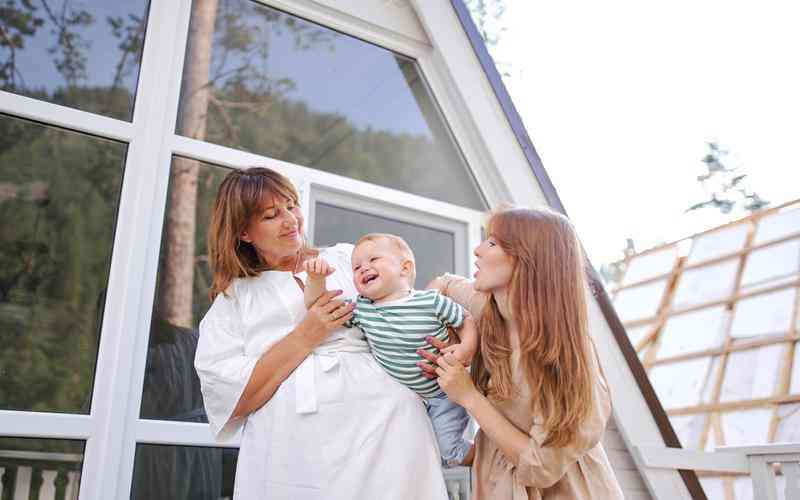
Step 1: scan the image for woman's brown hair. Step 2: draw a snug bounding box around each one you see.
[207,167,315,299]
[471,207,594,448]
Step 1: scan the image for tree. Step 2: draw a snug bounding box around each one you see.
[161,0,218,329]
[160,0,334,328]
[463,0,512,78]
[686,141,770,214]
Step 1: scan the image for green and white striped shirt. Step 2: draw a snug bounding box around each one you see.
[349,289,465,398]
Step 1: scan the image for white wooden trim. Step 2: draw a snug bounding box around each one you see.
[719,444,800,456]
[0,412,93,440]
[170,134,486,222]
[254,0,431,57]
[408,0,546,208]
[135,420,240,448]
[0,90,134,142]
[307,183,471,277]
[88,1,194,499]
[633,446,750,474]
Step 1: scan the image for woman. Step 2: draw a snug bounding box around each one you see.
[422,207,623,500]
[194,167,447,500]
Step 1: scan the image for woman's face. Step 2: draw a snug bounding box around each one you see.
[240,195,304,266]
[473,235,515,293]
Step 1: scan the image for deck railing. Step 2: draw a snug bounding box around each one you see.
[0,450,82,500]
[635,443,800,500]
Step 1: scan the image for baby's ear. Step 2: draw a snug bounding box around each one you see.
[401,259,414,276]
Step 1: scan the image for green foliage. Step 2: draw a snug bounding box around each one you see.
[0,114,125,413]
[686,141,770,214]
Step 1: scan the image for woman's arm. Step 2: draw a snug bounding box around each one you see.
[231,290,354,420]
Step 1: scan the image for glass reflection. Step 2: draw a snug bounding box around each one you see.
[141,158,229,421]
[0,437,84,500]
[313,202,456,288]
[0,114,125,413]
[131,444,237,500]
[0,0,150,120]
[178,0,485,209]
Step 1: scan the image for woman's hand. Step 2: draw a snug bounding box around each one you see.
[296,289,354,347]
[435,352,479,408]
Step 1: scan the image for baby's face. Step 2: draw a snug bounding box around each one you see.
[352,239,410,300]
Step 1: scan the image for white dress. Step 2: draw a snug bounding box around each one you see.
[195,243,448,500]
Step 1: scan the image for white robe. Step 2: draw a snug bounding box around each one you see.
[195,243,448,500]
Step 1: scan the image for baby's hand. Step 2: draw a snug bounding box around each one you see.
[304,257,335,281]
[441,341,476,366]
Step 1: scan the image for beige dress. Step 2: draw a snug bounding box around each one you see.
[440,275,624,500]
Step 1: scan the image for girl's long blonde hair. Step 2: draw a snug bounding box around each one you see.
[208,167,316,299]
[471,207,594,448]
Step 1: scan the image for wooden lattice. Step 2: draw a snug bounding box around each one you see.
[611,199,800,500]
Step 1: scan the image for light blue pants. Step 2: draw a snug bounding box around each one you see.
[426,395,471,467]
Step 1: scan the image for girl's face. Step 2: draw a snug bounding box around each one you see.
[240,195,304,266]
[473,235,515,293]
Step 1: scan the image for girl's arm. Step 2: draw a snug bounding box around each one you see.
[427,273,487,317]
[435,353,532,459]
[435,352,612,489]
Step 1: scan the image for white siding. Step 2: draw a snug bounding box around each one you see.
[605,415,655,500]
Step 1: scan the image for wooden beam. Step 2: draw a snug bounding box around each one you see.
[667,394,800,417]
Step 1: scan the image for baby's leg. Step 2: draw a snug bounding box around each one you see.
[426,396,471,467]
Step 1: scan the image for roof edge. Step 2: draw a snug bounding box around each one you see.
[448,1,706,498]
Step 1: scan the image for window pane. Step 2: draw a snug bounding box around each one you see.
[141,158,229,421]
[0,0,150,120]
[131,444,237,500]
[177,0,485,210]
[0,437,84,500]
[0,114,125,413]
[313,202,456,288]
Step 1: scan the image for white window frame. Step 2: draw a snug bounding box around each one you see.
[0,1,513,498]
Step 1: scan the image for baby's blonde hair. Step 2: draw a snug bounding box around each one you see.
[355,233,416,287]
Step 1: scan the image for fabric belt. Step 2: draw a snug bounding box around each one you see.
[295,341,370,414]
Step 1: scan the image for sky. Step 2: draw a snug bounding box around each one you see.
[490,0,800,266]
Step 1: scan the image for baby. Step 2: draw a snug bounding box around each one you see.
[304,233,476,466]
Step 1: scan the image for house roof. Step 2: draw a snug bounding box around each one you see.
[448,1,706,498]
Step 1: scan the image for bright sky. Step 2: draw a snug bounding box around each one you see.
[492,0,800,265]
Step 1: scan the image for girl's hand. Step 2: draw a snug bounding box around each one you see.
[303,257,335,281]
[416,335,452,379]
[435,352,479,407]
[296,290,354,346]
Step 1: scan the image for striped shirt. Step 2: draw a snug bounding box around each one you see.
[349,289,465,398]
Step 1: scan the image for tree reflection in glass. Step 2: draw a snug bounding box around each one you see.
[0,0,150,120]
[0,114,125,413]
